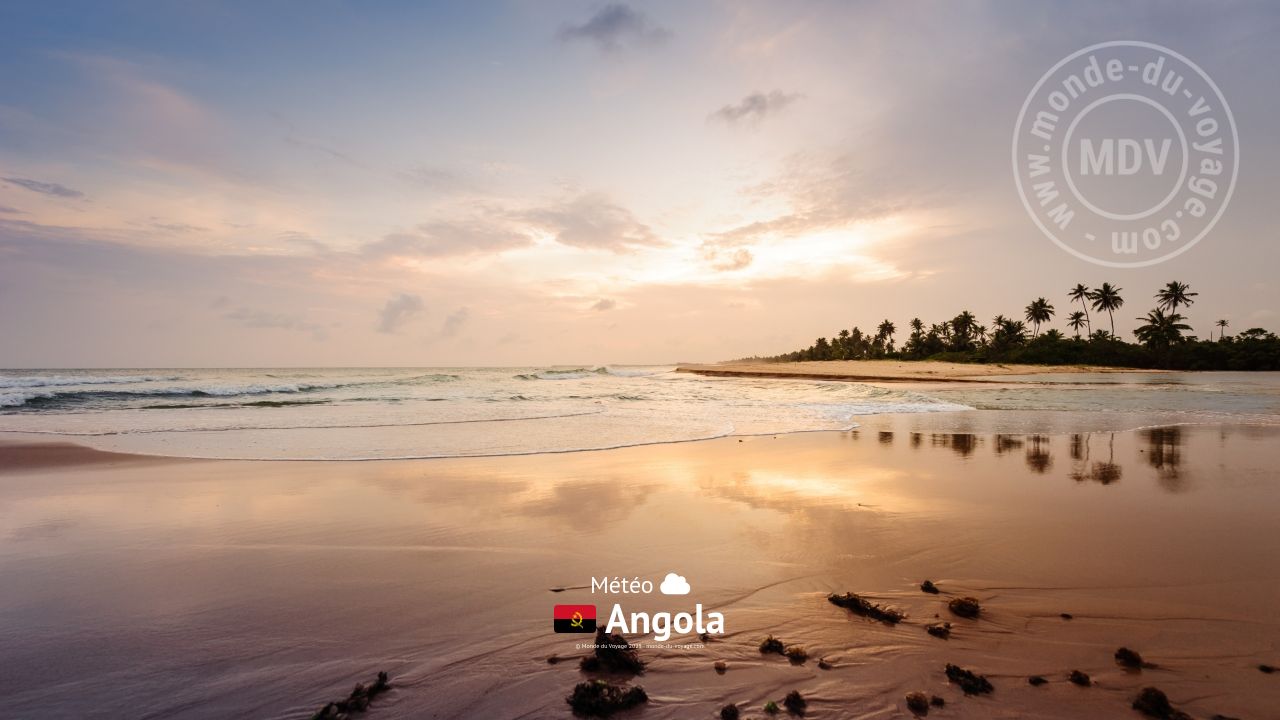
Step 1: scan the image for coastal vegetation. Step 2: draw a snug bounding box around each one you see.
[773,281,1280,370]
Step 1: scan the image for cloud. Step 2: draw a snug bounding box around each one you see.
[278,231,328,253]
[710,153,923,250]
[558,3,670,52]
[2,177,85,199]
[225,306,327,340]
[704,247,753,272]
[591,298,617,311]
[377,292,425,333]
[522,194,661,252]
[440,307,470,338]
[0,205,23,214]
[150,219,206,233]
[710,90,803,126]
[65,54,228,180]
[364,219,533,259]
[659,572,690,595]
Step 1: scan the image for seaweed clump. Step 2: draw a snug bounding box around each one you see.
[759,635,786,655]
[944,663,993,695]
[947,597,981,619]
[1116,647,1151,669]
[719,704,740,720]
[784,645,808,664]
[311,672,391,720]
[905,692,930,715]
[566,680,648,717]
[782,690,807,716]
[925,622,951,640]
[580,628,645,675]
[827,592,904,624]
[1028,675,1048,686]
[1069,670,1091,687]
[1132,687,1192,720]
[921,580,940,594]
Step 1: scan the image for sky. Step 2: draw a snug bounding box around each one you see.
[1,0,1278,367]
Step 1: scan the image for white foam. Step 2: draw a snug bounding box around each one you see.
[0,374,182,389]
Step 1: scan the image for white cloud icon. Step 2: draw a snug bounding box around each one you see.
[659,572,691,595]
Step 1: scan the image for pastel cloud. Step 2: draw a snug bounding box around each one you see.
[557,3,670,53]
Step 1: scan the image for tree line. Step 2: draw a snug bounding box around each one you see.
[773,281,1280,370]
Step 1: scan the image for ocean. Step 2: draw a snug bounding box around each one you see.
[1,367,1278,460]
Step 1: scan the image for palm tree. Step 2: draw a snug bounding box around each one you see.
[1068,283,1092,335]
[1024,297,1055,337]
[991,316,1028,349]
[1156,281,1198,314]
[877,319,897,353]
[1067,311,1087,338]
[1134,309,1191,349]
[1089,283,1124,336]
[950,311,977,350]
[1215,318,1229,341]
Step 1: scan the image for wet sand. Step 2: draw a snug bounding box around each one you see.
[1,415,1278,719]
[676,360,1162,383]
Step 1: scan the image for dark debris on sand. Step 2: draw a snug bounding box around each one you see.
[1260,663,1277,673]
[920,580,940,594]
[566,680,648,717]
[719,703,740,720]
[1132,687,1192,720]
[944,663,993,695]
[947,597,981,619]
[580,628,645,675]
[310,671,391,720]
[1028,675,1048,686]
[905,692,930,715]
[759,635,786,655]
[784,645,808,664]
[1069,670,1091,686]
[827,592,904,624]
[783,690,807,716]
[1116,646,1152,669]
[925,621,951,640]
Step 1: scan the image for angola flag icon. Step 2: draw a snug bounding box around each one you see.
[553,604,597,633]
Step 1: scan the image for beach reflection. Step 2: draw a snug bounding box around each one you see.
[1143,426,1186,492]
[859,427,1194,491]
[928,432,978,457]
[1,422,1276,719]
[1024,435,1052,473]
[863,428,1189,489]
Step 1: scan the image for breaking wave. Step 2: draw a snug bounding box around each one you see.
[514,366,672,380]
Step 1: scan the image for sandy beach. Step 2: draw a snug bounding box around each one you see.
[676,360,1164,384]
[3,407,1278,719]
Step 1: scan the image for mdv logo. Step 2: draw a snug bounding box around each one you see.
[1079,138,1172,176]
